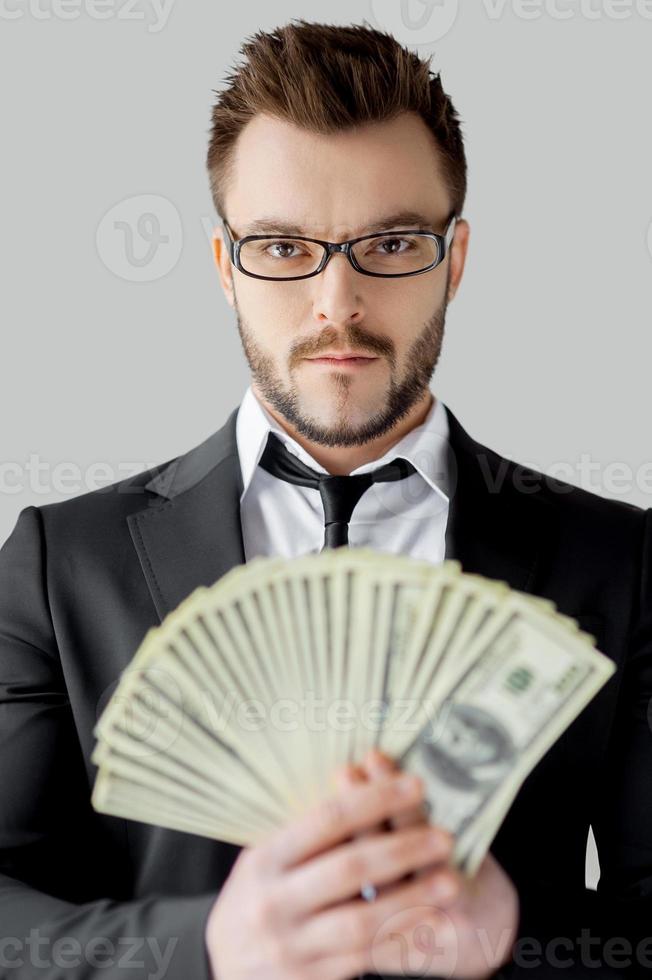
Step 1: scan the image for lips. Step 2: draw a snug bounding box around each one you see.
[306,352,377,360]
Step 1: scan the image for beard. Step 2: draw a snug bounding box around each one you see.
[233,280,450,448]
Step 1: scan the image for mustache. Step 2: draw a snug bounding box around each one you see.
[289,324,395,367]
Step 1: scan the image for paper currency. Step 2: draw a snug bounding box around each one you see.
[90,549,614,874]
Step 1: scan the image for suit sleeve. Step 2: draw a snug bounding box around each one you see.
[0,505,217,979]
[495,507,652,979]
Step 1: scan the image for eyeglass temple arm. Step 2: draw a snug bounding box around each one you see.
[444,215,457,250]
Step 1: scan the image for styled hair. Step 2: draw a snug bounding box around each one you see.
[206,19,467,221]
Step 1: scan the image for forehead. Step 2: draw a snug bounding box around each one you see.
[225,110,451,239]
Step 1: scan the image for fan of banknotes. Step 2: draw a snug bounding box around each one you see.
[90,549,614,876]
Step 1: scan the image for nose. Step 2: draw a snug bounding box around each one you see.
[311,249,366,327]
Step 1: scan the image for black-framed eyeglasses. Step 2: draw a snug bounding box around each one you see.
[221,213,457,282]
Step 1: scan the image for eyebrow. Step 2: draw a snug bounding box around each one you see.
[239,210,437,238]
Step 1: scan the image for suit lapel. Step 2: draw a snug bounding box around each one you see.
[443,405,551,594]
[128,401,551,624]
[127,408,245,623]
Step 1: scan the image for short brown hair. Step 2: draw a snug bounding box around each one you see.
[206,19,467,222]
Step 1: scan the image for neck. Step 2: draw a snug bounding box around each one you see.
[252,386,435,475]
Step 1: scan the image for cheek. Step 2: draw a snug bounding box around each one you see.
[238,282,306,346]
[371,290,434,348]
[400,282,440,319]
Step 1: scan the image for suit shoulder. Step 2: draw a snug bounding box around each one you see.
[27,454,181,541]
[489,444,647,533]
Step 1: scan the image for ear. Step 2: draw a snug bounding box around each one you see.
[212,226,235,308]
[446,218,470,304]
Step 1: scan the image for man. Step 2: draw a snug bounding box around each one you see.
[1,18,650,980]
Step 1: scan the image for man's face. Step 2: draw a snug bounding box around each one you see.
[214,110,466,447]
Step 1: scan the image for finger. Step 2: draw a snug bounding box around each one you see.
[362,751,432,887]
[331,762,364,793]
[263,771,425,871]
[347,753,390,843]
[330,764,370,851]
[364,749,429,832]
[291,862,463,960]
[282,823,454,917]
[303,949,368,980]
[358,751,412,900]
[336,757,391,905]
[363,748,396,775]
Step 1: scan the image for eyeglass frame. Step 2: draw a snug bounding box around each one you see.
[221,213,457,282]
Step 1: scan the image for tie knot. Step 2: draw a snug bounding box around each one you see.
[319,473,374,528]
[258,432,417,549]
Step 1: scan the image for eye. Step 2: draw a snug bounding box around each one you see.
[263,240,307,259]
[369,236,416,255]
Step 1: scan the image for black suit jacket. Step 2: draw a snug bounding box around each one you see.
[1,404,651,979]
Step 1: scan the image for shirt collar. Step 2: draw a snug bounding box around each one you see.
[236,384,451,503]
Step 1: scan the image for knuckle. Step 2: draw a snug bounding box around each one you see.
[388,830,409,858]
[369,775,412,814]
[433,827,455,855]
[342,849,368,882]
[318,795,347,833]
[366,780,387,810]
[415,826,452,863]
[426,868,462,904]
[380,829,413,869]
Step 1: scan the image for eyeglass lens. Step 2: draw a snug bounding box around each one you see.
[238,233,441,278]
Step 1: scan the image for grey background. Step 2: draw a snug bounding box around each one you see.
[2,0,651,889]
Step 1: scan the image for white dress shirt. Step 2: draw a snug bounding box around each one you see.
[236,385,452,565]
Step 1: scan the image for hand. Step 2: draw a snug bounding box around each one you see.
[336,749,520,979]
[204,768,458,979]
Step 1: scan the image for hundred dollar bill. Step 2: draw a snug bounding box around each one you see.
[397,599,615,871]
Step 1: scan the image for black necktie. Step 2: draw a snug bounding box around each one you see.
[258,431,417,549]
